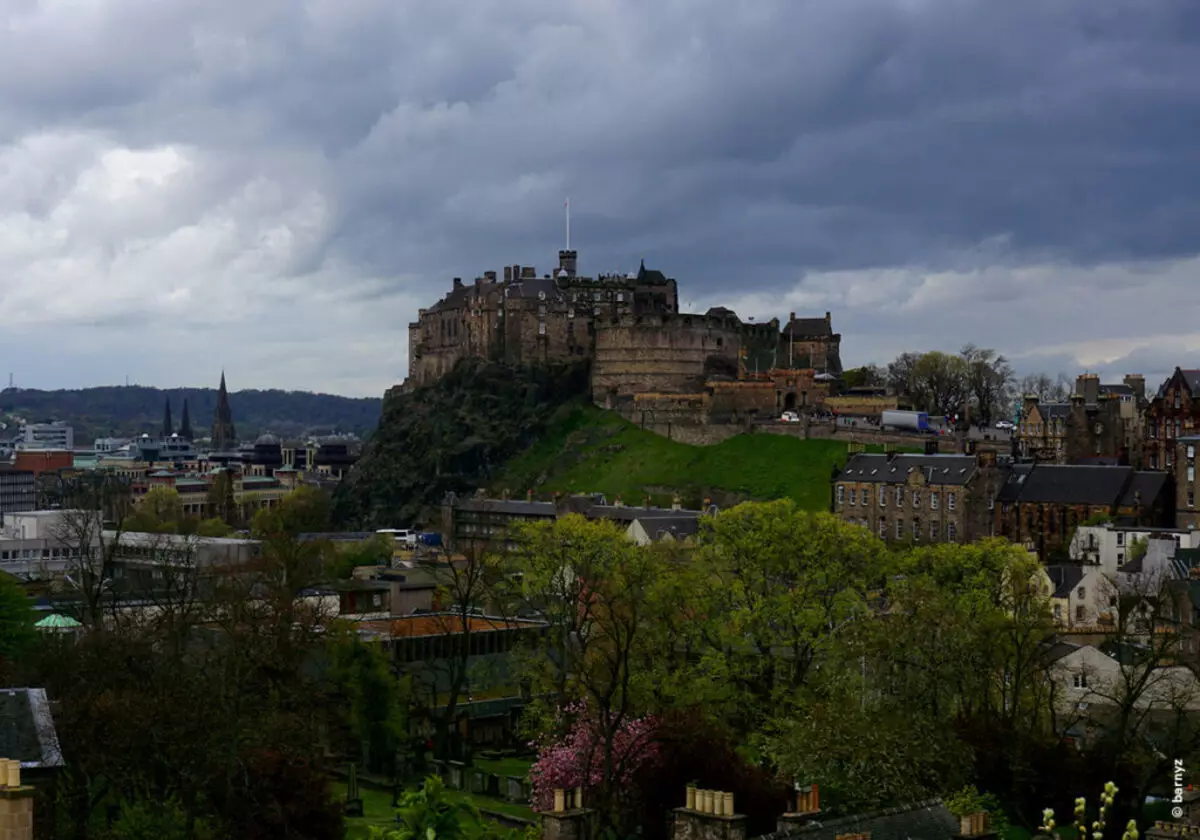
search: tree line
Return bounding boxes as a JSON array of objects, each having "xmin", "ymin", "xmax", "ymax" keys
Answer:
[{"xmin": 844, "ymin": 345, "xmax": 1073, "ymax": 424}]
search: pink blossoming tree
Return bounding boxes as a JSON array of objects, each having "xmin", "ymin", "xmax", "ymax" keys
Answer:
[{"xmin": 529, "ymin": 700, "xmax": 661, "ymax": 813}]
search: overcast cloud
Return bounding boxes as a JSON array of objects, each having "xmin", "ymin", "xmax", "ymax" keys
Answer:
[{"xmin": 1, "ymin": 0, "xmax": 1198, "ymax": 397}]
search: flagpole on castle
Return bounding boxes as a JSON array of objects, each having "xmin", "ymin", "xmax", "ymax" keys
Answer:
[{"xmin": 565, "ymin": 198, "xmax": 570, "ymax": 250}]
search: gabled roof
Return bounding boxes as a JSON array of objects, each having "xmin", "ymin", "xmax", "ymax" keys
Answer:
[
  {"xmin": 632, "ymin": 515, "xmax": 701, "ymax": 541},
  {"xmin": 0, "ymin": 688, "xmax": 64, "ymax": 768},
  {"xmin": 839, "ymin": 454, "xmax": 979, "ymax": 486},
  {"xmin": 636, "ymin": 260, "xmax": 670, "ymax": 285},
  {"xmin": 1041, "ymin": 638, "xmax": 1083, "ymax": 664},
  {"xmin": 1006, "ymin": 464, "xmax": 1134, "ymax": 506},
  {"xmin": 756, "ymin": 799, "xmax": 958, "ymax": 840},
  {"xmin": 1037, "ymin": 403, "xmax": 1071, "ymax": 419},
  {"xmin": 453, "ymin": 498, "xmax": 556, "ymax": 517},
  {"xmin": 1156, "ymin": 369, "xmax": 1200, "ymax": 398},
  {"xmin": 1045, "ymin": 564, "xmax": 1086, "ymax": 598},
  {"xmin": 1120, "ymin": 471, "xmax": 1169, "ymax": 508}
]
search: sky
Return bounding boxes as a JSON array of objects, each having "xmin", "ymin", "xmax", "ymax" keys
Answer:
[{"xmin": 2, "ymin": 0, "xmax": 1199, "ymax": 398}]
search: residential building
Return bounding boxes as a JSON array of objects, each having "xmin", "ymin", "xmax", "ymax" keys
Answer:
[
  {"xmin": 17, "ymin": 422, "xmax": 73, "ymax": 452},
  {"xmin": 93, "ymin": 437, "xmax": 130, "ymax": 454},
  {"xmin": 1016, "ymin": 398, "xmax": 1069, "ymax": 462},
  {"xmin": 995, "ymin": 464, "xmax": 1171, "ymax": 561},
  {"xmin": 1069, "ymin": 523, "xmax": 1200, "ymax": 575},
  {"xmin": 626, "ymin": 515, "xmax": 701, "ymax": 546},
  {"xmin": 440, "ymin": 492, "xmax": 707, "ymax": 556},
  {"xmin": 1173, "ymin": 435, "xmax": 1200, "ymax": 529},
  {"xmin": 1040, "ymin": 565, "xmax": 1116, "ymax": 630},
  {"xmin": 13, "ymin": 450, "xmax": 72, "ymax": 476},
  {"xmin": 832, "ymin": 451, "xmax": 1006, "ymax": 545},
  {"xmin": 1145, "ymin": 368, "xmax": 1200, "ymax": 470}
]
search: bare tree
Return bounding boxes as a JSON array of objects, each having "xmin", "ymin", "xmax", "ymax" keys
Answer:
[
  {"xmin": 1018, "ymin": 372, "xmax": 1073, "ymax": 403},
  {"xmin": 961, "ymin": 344, "xmax": 1015, "ymax": 426}
]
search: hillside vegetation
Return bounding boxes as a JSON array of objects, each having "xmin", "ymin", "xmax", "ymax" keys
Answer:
[
  {"xmin": 0, "ymin": 386, "xmax": 382, "ymax": 441},
  {"xmin": 494, "ymin": 402, "xmax": 896, "ymax": 511},
  {"xmin": 332, "ymin": 360, "xmax": 591, "ymax": 528}
]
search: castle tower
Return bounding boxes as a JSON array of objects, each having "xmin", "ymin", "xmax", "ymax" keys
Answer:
[
  {"xmin": 179, "ymin": 398, "xmax": 194, "ymax": 440},
  {"xmin": 557, "ymin": 249, "xmax": 578, "ymax": 278},
  {"xmin": 162, "ymin": 397, "xmax": 173, "ymax": 438},
  {"xmin": 211, "ymin": 372, "xmax": 237, "ymax": 451}
]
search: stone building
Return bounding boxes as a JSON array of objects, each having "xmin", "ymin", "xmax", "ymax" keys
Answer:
[
  {"xmin": 780, "ymin": 312, "xmax": 842, "ymax": 375},
  {"xmin": 832, "ymin": 451, "xmax": 1006, "ymax": 545},
  {"xmin": 1016, "ymin": 398, "xmax": 1069, "ymax": 462},
  {"xmin": 1172, "ymin": 436, "xmax": 1200, "ymax": 529},
  {"xmin": 405, "ymin": 251, "xmax": 678, "ymax": 389},
  {"xmin": 994, "ymin": 463, "xmax": 1172, "ymax": 561},
  {"xmin": 1146, "ymin": 368, "xmax": 1200, "ymax": 470}
]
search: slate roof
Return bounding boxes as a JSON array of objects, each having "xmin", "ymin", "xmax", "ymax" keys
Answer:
[
  {"xmin": 1041, "ymin": 638, "xmax": 1083, "ymax": 664},
  {"xmin": 1171, "ymin": 548, "xmax": 1200, "ymax": 581},
  {"xmin": 0, "ymin": 688, "xmax": 63, "ymax": 768},
  {"xmin": 453, "ymin": 498, "xmax": 557, "ymax": 517},
  {"xmin": 839, "ymin": 454, "xmax": 978, "ymax": 486},
  {"xmin": 1100, "ymin": 384, "xmax": 1135, "ymax": 397},
  {"xmin": 634, "ymin": 515, "xmax": 701, "ymax": 541},
  {"xmin": 1038, "ymin": 403, "xmax": 1071, "ymax": 419},
  {"xmin": 588, "ymin": 505, "xmax": 702, "ymax": 524},
  {"xmin": 1156, "ymin": 369, "xmax": 1200, "ymax": 398},
  {"xmin": 1045, "ymin": 564, "xmax": 1086, "ymax": 598},
  {"xmin": 1003, "ymin": 464, "xmax": 1135, "ymax": 506},
  {"xmin": 636, "ymin": 260, "xmax": 670, "ymax": 285},
  {"xmin": 756, "ymin": 799, "xmax": 958, "ymax": 840},
  {"xmin": 783, "ymin": 317, "xmax": 833, "ymax": 338},
  {"xmin": 1120, "ymin": 471, "xmax": 1169, "ymax": 508}
]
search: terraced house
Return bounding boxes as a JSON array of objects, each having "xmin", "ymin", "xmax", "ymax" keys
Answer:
[{"xmin": 832, "ymin": 451, "xmax": 1005, "ymax": 545}]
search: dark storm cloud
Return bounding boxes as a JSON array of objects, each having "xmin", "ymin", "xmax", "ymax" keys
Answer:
[{"xmin": 1, "ymin": 0, "xmax": 1199, "ymax": 394}]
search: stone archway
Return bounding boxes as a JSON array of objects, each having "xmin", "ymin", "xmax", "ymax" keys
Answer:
[{"xmin": 784, "ymin": 392, "xmax": 797, "ymax": 411}]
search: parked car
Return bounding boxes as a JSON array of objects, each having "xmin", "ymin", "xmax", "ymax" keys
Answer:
[
  {"xmin": 995, "ymin": 420, "xmax": 1015, "ymax": 431},
  {"xmin": 780, "ymin": 411, "xmax": 800, "ymax": 423}
]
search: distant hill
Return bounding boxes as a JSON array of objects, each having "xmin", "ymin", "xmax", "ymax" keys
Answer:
[{"xmin": 0, "ymin": 386, "xmax": 382, "ymax": 443}]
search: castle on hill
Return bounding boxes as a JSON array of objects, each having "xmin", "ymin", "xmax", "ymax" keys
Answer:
[{"xmin": 404, "ymin": 249, "xmax": 843, "ymax": 433}]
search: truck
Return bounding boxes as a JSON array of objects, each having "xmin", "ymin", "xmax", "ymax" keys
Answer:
[{"xmin": 880, "ymin": 410, "xmax": 931, "ymax": 432}]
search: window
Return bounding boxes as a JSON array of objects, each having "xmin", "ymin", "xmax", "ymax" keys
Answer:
[
  {"xmin": 947, "ymin": 492, "xmax": 957, "ymax": 511},
  {"xmin": 849, "ymin": 488, "xmax": 857, "ymax": 506},
  {"xmin": 862, "ymin": 488, "xmax": 871, "ymax": 506},
  {"xmin": 896, "ymin": 487, "xmax": 904, "ymax": 507},
  {"xmin": 912, "ymin": 490, "xmax": 921, "ymax": 507},
  {"xmin": 1053, "ymin": 604, "xmax": 1062, "ymax": 621},
  {"xmin": 1073, "ymin": 671, "xmax": 1088, "ymax": 689},
  {"xmin": 1076, "ymin": 605, "xmax": 1086, "ymax": 623},
  {"xmin": 1078, "ymin": 586, "xmax": 1086, "ymax": 600},
  {"xmin": 930, "ymin": 520, "xmax": 938, "ymax": 541},
  {"xmin": 913, "ymin": 518, "xmax": 921, "ymax": 540},
  {"xmin": 880, "ymin": 488, "xmax": 887, "ymax": 508},
  {"xmin": 879, "ymin": 519, "xmax": 887, "ymax": 538},
  {"xmin": 947, "ymin": 521, "xmax": 957, "ymax": 541},
  {"xmin": 896, "ymin": 519, "xmax": 903, "ymax": 539},
  {"xmin": 988, "ymin": 495, "xmax": 995, "ymax": 511},
  {"xmin": 1117, "ymin": 552, "xmax": 1124, "ymax": 564},
  {"xmin": 1116, "ymin": 532, "xmax": 1125, "ymax": 547},
  {"xmin": 931, "ymin": 492, "xmax": 939, "ymax": 510},
  {"xmin": 1176, "ymin": 391, "xmax": 1182, "ymax": 410},
  {"xmin": 1190, "ymin": 490, "xmax": 1195, "ymax": 509},
  {"xmin": 836, "ymin": 485, "xmax": 844, "ymax": 505},
  {"xmin": 1190, "ymin": 445, "xmax": 1196, "ymax": 460},
  {"xmin": 1190, "ymin": 466, "xmax": 1196, "ymax": 484}
]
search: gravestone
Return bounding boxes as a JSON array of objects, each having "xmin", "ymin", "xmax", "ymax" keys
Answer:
[
  {"xmin": 506, "ymin": 776, "xmax": 526, "ymax": 803},
  {"xmin": 447, "ymin": 761, "xmax": 466, "ymax": 790},
  {"xmin": 471, "ymin": 770, "xmax": 487, "ymax": 795}
]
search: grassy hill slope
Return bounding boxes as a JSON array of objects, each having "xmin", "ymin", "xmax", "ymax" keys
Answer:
[{"xmin": 495, "ymin": 401, "xmax": 906, "ymax": 511}]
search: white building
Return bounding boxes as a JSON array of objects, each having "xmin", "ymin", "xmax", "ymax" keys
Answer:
[
  {"xmin": 93, "ymin": 437, "xmax": 130, "ymax": 453},
  {"xmin": 1046, "ymin": 641, "xmax": 1200, "ymax": 727},
  {"xmin": 1069, "ymin": 523, "xmax": 1200, "ymax": 576},
  {"xmin": 18, "ymin": 422, "xmax": 74, "ymax": 451}
]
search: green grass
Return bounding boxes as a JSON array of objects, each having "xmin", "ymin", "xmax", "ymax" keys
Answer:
[
  {"xmin": 497, "ymin": 401, "xmax": 912, "ymax": 510},
  {"xmin": 473, "ymin": 756, "xmax": 534, "ymax": 779},
  {"xmin": 333, "ymin": 776, "xmax": 535, "ymax": 840}
]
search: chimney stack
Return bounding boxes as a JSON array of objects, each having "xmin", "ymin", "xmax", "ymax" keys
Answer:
[
  {"xmin": 674, "ymin": 787, "xmax": 745, "ymax": 840},
  {"xmin": 953, "ymin": 812, "xmax": 998, "ymax": 839},
  {"xmin": 1125, "ymin": 373, "xmax": 1146, "ymax": 404},
  {"xmin": 540, "ymin": 788, "xmax": 592, "ymax": 840},
  {"xmin": 777, "ymin": 783, "xmax": 821, "ymax": 832},
  {"xmin": 0, "ymin": 757, "xmax": 34, "ymax": 840}
]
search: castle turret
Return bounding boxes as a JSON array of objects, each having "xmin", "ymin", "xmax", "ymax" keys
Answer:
[{"xmin": 558, "ymin": 249, "xmax": 578, "ymax": 278}]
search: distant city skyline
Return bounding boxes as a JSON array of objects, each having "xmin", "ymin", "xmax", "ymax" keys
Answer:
[{"xmin": 1, "ymin": 1, "xmax": 1198, "ymax": 397}]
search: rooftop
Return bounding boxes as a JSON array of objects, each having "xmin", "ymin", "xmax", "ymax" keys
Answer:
[{"xmin": 839, "ymin": 453, "xmax": 979, "ymax": 486}]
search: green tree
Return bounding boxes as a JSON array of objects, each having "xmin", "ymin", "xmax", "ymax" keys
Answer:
[
  {"xmin": 206, "ymin": 470, "xmax": 238, "ymax": 529},
  {"xmin": 685, "ymin": 501, "xmax": 894, "ymax": 735},
  {"xmin": 252, "ymin": 486, "xmax": 332, "ymax": 538},
  {"xmin": 329, "ymin": 629, "xmax": 410, "ymax": 777},
  {"xmin": 328, "ymin": 533, "xmax": 395, "ymax": 579},
  {"xmin": 0, "ymin": 570, "xmax": 34, "ymax": 668}
]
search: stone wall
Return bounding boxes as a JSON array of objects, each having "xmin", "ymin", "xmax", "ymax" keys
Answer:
[{"xmin": 593, "ymin": 314, "xmax": 744, "ymax": 402}]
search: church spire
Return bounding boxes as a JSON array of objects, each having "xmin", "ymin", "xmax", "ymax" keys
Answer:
[
  {"xmin": 211, "ymin": 371, "xmax": 237, "ymax": 451},
  {"xmin": 162, "ymin": 397, "xmax": 173, "ymax": 438},
  {"xmin": 179, "ymin": 398, "xmax": 193, "ymax": 441}
]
